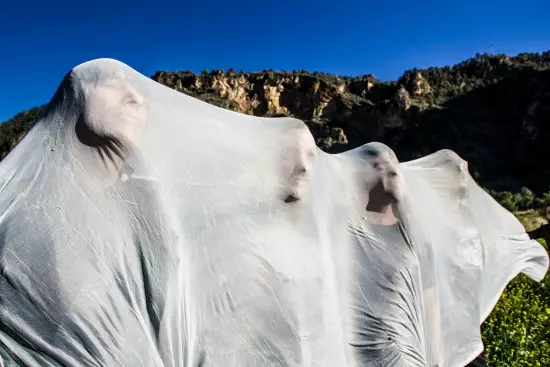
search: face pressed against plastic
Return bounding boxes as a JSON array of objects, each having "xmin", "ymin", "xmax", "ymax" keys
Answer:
[
  {"xmin": 84, "ymin": 71, "xmax": 147, "ymax": 146},
  {"xmin": 356, "ymin": 143, "xmax": 405, "ymax": 223},
  {"xmin": 75, "ymin": 70, "xmax": 148, "ymax": 186},
  {"xmin": 0, "ymin": 59, "xmax": 547, "ymax": 367},
  {"xmin": 375, "ymin": 158, "xmax": 404, "ymax": 204},
  {"xmin": 279, "ymin": 125, "xmax": 317, "ymax": 203}
]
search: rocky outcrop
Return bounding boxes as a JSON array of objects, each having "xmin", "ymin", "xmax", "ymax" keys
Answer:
[
  {"xmin": 3, "ymin": 52, "xmax": 550, "ymax": 192},
  {"xmin": 395, "ymin": 86, "xmax": 411, "ymax": 111},
  {"xmin": 412, "ymin": 72, "xmax": 431, "ymax": 96},
  {"xmin": 151, "ymin": 69, "xmax": 416, "ymax": 151},
  {"xmin": 150, "ymin": 52, "xmax": 550, "ymax": 191}
]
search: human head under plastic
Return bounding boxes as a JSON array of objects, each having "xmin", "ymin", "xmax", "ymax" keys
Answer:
[
  {"xmin": 359, "ymin": 142, "xmax": 405, "ymax": 212},
  {"xmin": 279, "ymin": 123, "xmax": 317, "ymax": 203},
  {"xmin": 81, "ymin": 69, "xmax": 146, "ymax": 146},
  {"xmin": 72, "ymin": 65, "xmax": 147, "ymax": 185}
]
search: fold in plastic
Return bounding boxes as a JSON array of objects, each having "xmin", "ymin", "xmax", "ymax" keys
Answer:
[{"xmin": 0, "ymin": 59, "xmax": 547, "ymax": 367}]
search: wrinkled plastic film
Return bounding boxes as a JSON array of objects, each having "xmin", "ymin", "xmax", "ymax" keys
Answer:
[{"xmin": 0, "ymin": 59, "xmax": 547, "ymax": 367}]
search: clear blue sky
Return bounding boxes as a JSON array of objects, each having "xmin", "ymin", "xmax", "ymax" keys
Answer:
[{"xmin": 1, "ymin": 0, "xmax": 549, "ymax": 122}]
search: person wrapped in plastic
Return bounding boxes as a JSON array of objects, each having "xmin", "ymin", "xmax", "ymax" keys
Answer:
[
  {"xmin": 345, "ymin": 143, "xmax": 548, "ymax": 366},
  {"xmin": 0, "ymin": 59, "xmax": 547, "ymax": 367},
  {"xmin": 347, "ymin": 144, "xmax": 442, "ymax": 366}
]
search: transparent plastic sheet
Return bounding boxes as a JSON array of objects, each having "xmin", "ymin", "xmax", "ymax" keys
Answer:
[{"xmin": 0, "ymin": 59, "xmax": 547, "ymax": 367}]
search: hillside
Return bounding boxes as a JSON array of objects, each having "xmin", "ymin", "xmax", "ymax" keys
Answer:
[
  {"xmin": 0, "ymin": 106, "xmax": 43, "ymax": 160},
  {"xmin": 3, "ymin": 51, "xmax": 550, "ymax": 194}
]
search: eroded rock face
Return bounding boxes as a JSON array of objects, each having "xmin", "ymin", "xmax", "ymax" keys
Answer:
[
  {"xmin": 263, "ymin": 84, "xmax": 288, "ymax": 115},
  {"xmin": 212, "ymin": 74, "xmax": 251, "ymax": 113},
  {"xmin": 151, "ymin": 70, "xmax": 414, "ymax": 151},
  {"xmin": 412, "ymin": 72, "xmax": 431, "ymax": 96},
  {"xmin": 395, "ymin": 86, "xmax": 411, "ymax": 111}
]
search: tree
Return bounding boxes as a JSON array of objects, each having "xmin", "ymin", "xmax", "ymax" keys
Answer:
[{"xmin": 514, "ymin": 187, "xmax": 535, "ymax": 210}]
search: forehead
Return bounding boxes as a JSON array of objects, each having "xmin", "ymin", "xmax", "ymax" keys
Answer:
[
  {"xmin": 92, "ymin": 71, "xmax": 134, "ymax": 91},
  {"xmin": 359, "ymin": 143, "xmax": 399, "ymax": 165},
  {"xmin": 281, "ymin": 127, "xmax": 316, "ymax": 151},
  {"xmin": 86, "ymin": 71, "xmax": 143, "ymax": 104}
]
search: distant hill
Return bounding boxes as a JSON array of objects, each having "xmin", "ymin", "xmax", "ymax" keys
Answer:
[
  {"xmin": 0, "ymin": 106, "xmax": 43, "ymax": 161},
  {"xmin": 3, "ymin": 51, "xmax": 550, "ymax": 194}
]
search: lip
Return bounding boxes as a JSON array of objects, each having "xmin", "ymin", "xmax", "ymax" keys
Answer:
[{"xmin": 292, "ymin": 175, "xmax": 308, "ymax": 186}]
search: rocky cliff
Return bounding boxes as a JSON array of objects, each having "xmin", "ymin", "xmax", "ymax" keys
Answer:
[
  {"xmin": 151, "ymin": 69, "xmax": 411, "ymax": 152},
  {"xmin": 151, "ymin": 51, "xmax": 550, "ymax": 192},
  {"xmin": 2, "ymin": 52, "xmax": 550, "ymax": 192}
]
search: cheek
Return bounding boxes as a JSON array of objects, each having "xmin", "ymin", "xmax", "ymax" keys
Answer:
[
  {"xmin": 382, "ymin": 175, "xmax": 395, "ymax": 190},
  {"xmin": 280, "ymin": 157, "xmax": 294, "ymax": 180},
  {"xmin": 113, "ymin": 104, "xmax": 147, "ymax": 142},
  {"xmin": 289, "ymin": 162, "xmax": 309, "ymax": 189},
  {"xmin": 386, "ymin": 177, "xmax": 404, "ymax": 196}
]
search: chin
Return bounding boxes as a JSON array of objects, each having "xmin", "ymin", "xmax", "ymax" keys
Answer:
[
  {"xmin": 284, "ymin": 194, "xmax": 300, "ymax": 203},
  {"xmin": 283, "ymin": 184, "xmax": 307, "ymax": 203},
  {"xmin": 384, "ymin": 190, "xmax": 401, "ymax": 204},
  {"xmin": 285, "ymin": 187, "xmax": 303, "ymax": 203}
]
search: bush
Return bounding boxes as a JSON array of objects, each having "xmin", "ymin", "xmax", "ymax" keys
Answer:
[
  {"xmin": 0, "ymin": 107, "xmax": 43, "ymax": 160},
  {"xmin": 491, "ymin": 190, "xmax": 517, "ymax": 212},
  {"xmin": 482, "ymin": 274, "xmax": 550, "ymax": 366},
  {"xmin": 534, "ymin": 192, "xmax": 550, "ymax": 212},
  {"xmin": 488, "ymin": 187, "xmax": 549, "ymax": 213},
  {"xmin": 515, "ymin": 187, "xmax": 535, "ymax": 211},
  {"xmin": 482, "ymin": 214, "xmax": 550, "ymax": 366}
]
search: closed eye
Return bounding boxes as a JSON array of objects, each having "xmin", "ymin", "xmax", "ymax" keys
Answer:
[{"xmin": 364, "ymin": 148, "xmax": 379, "ymax": 157}]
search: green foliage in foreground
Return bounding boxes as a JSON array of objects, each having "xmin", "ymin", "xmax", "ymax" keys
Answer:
[
  {"xmin": 482, "ymin": 213, "xmax": 549, "ymax": 366},
  {"xmin": 483, "ymin": 274, "xmax": 550, "ymax": 366}
]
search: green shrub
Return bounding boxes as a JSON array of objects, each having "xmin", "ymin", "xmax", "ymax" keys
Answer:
[
  {"xmin": 491, "ymin": 191, "xmax": 518, "ymax": 212},
  {"xmin": 534, "ymin": 192, "xmax": 550, "ymax": 213},
  {"xmin": 482, "ymin": 275, "xmax": 550, "ymax": 366},
  {"xmin": 0, "ymin": 107, "xmax": 42, "ymax": 160},
  {"xmin": 487, "ymin": 188, "xmax": 549, "ymax": 213},
  {"xmin": 515, "ymin": 187, "xmax": 535, "ymax": 211},
  {"xmin": 482, "ymin": 215, "xmax": 550, "ymax": 366}
]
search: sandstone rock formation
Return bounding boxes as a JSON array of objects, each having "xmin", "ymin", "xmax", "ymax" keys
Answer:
[{"xmin": 151, "ymin": 69, "xmax": 417, "ymax": 152}]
